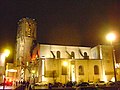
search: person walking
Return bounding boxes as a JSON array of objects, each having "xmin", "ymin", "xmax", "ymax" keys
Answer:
[{"xmin": 26, "ymin": 81, "xmax": 30, "ymax": 88}]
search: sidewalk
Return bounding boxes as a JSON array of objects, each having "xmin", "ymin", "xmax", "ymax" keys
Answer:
[
  {"xmin": 0, "ymin": 84, "xmax": 21, "ymax": 90},
  {"xmin": 13, "ymin": 84, "xmax": 22, "ymax": 90},
  {"xmin": 15, "ymin": 84, "xmax": 31, "ymax": 90}
]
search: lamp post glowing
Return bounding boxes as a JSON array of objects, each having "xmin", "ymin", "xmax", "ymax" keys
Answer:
[
  {"xmin": 4, "ymin": 49, "xmax": 10, "ymax": 57},
  {"xmin": 3, "ymin": 49, "xmax": 10, "ymax": 90},
  {"xmin": 106, "ymin": 33, "xmax": 116, "ymax": 45},
  {"xmin": 106, "ymin": 33, "xmax": 117, "ymax": 82}
]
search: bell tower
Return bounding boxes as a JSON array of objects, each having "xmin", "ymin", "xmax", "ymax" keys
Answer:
[{"xmin": 15, "ymin": 17, "xmax": 37, "ymax": 81}]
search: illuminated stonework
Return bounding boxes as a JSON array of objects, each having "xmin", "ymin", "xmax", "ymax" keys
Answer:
[
  {"xmin": 34, "ymin": 44, "xmax": 117, "ymax": 83},
  {"xmin": 14, "ymin": 17, "xmax": 120, "ymax": 84},
  {"xmin": 15, "ymin": 17, "xmax": 37, "ymax": 81}
]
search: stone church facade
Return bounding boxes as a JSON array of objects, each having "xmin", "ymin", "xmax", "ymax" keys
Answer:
[
  {"xmin": 14, "ymin": 17, "xmax": 119, "ymax": 84},
  {"xmin": 35, "ymin": 44, "xmax": 115, "ymax": 83}
]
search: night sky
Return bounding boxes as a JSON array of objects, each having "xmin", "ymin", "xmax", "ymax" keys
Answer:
[{"xmin": 0, "ymin": 0, "xmax": 120, "ymax": 62}]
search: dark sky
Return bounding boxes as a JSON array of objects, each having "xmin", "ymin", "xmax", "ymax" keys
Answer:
[{"xmin": 0, "ymin": 0, "xmax": 120, "ymax": 62}]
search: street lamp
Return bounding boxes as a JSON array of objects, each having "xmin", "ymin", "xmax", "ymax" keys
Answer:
[
  {"xmin": 3, "ymin": 49, "xmax": 10, "ymax": 90},
  {"xmin": 106, "ymin": 33, "xmax": 116, "ymax": 45},
  {"xmin": 106, "ymin": 32, "xmax": 117, "ymax": 82},
  {"xmin": 4, "ymin": 49, "xmax": 10, "ymax": 57}
]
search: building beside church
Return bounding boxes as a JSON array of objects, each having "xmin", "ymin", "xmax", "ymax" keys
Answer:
[{"xmin": 14, "ymin": 17, "xmax": 120, "ymax": 84}]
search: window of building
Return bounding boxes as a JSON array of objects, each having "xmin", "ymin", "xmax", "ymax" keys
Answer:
[
  {"xmin": 62, "ymin": 65, "xmax": 67, "ymax": 75},
  {"xmin": 94, "ymin": 65, "xmax": 99, "ymax": 75},
  {"xmin": 83, "ymin": 52, "xmax": 89, "ymax": 59},
  {"xmin": 71, "ymin": 51, "xmax": 75, "ymax": 59},
  {"xmin": 79, "ymin": 65, "xmax": 84, "ymax": 75},
  {"xmin": 57, "ymin": 51, "xmax": 60, "ymax": 59}
]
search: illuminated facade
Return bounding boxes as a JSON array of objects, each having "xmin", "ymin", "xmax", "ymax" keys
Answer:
[
  {"xmin": 0, "ymin": 53, "xmax": 17, "ymax": 84},
  {"xmin": 15, "ymin": 17, "xmax": 120, "ymax": 84},
  {"xmin": 0, "ymin": 53, "xmax": 5, "ymax": 84},
  {"xmin": 34, "ymin": 44, "xmax": 118, "ymax": 83}
]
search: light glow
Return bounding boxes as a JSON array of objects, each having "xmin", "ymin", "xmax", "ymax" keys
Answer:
[
  {"xmin": 106, "ymin": 33, "xmax": 116, "ymax": 43},
  {"xmin": 27, "ymin": 62, "xmax": 29, "ymax": 66},
  {"xmin": 115, "ymin": 63, "xmax": 120, "ymax": 68},
  {"xmin": 63, "ymin": 61, "xmax": 68, "ymax": 66},
  {"xmin": 32, "ymin": 70, "xmax": 35, "ymax": 74},
  {"xmin": 71, "ymin": 65, "xmax": 75, "ymax": 82},
  {"xmin": 111, "ymin": 77, "xmax": 115, "ymax": 82},
  {"xmin": 6, "ymin": 69, "xmax": 17, "ymax": 72},
  {"xmin": 102, "ymin": 67, "xmax": 108, "ymax": 82},
  {"xmin": 42, "ymin": 59, "xmax": 45, "ymax": 81},
  {"xmin": 0, "ymin": 54, "xmax": 5, "ymax": 66},
  {"xmin": 4, "ymin": 49, "xmax": 10, "ymax": 57},
  {"xmin": 103, "ymin": 75, "xmax": 107, "ymax": 83}
]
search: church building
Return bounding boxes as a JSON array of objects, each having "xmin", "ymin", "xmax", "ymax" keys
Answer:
[{"xmin": 14, "ymin": 17, "xmax": 119, "ymax": 84}]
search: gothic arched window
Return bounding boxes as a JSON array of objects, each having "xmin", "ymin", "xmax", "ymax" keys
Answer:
[{"xmin": 94, "ymin": 65, "xmax": 99, "ymax": 75}]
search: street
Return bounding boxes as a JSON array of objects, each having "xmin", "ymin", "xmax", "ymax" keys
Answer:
[{"xmin": 31, "ymin": 85, "xmax": 120, "ymax": 90}]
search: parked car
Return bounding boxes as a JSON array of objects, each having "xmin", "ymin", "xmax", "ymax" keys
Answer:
[
  {"xmin": 88, "ymin": 81, "xmax": 95, "ymax": 87},
  {"xmin": 76, "ymin": 82, "xmax": 89, "ymax": 87},
  {"xmin": 52, "ymin": 82, "xmax": 62, "ymax": 87},
  {"xmin": 107, "ymin": 81, "xmax": 120, "ymax": 86},
  {"xmin": 106, "ymin": 81, "xmax": 114, "ymax": 86},
  {"xmin": 115, "ymin": 81, "xmax": 120, "ymax": 86},
  {"xmin": 95, "ymin": 81, "xmax": 106, "ymax": 86},
  {"xmin": 35, "ymin": 81, "xmax": 48, "ymax": 86},
  {"xmin": 66, "ymin": 81, "xmax": 73, "ymax": 87}
]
